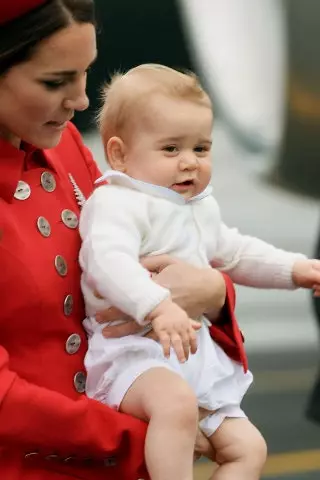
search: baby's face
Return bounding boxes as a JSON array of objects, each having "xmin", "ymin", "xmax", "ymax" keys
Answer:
[{"xmin": 123, "ymin": 94, "xmax": 213, "ymax": 199}]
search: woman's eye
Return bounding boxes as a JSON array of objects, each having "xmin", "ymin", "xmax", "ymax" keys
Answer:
[{"xmin": 41, "ymin": 79, "xmax": 66, "ymax": 90}]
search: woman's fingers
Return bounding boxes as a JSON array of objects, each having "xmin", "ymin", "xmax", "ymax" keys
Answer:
[
  {"xmin": 102, "ymin": 319, "xmax": 142, "ymax": 338},
  {"xmin": 143, "ymin": 329, "xmax": 158, "ymax": 340},
  {"xmin": 96, "ymin": 306, "xmax": 126, "ymax": 323},
  {"xmin": 140, "ymin": 254, "xmax": 180, "ymax": 273}
]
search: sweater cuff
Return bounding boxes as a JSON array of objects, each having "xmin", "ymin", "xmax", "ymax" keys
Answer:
[
  {"xmin": 134, "ymin": 285, "xmax": 171, "ymax": 325},
  {"xmin": 272, "ymin": 253, "xmax": 307, "ymax": 290}
]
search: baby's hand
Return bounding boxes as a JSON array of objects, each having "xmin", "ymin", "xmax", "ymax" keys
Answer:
[
  {"xmin": 147, "ymin": 299, "xmax": 200, "ymax": 363},
  {"xmin": 292, "ymin": 259, "xmax": 320, "ymax": 295}
]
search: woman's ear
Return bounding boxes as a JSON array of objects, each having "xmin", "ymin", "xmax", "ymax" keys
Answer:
[{"xmin": 106, "ymin": 136, "xmax": 127, "ymax": 172}]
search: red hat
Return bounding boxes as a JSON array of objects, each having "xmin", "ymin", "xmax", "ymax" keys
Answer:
[{"xmin": 0, "ymin": 0, "xmax": 48, "ymax": 25}]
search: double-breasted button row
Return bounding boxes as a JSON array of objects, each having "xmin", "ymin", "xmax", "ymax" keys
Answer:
[{"xmin": 17, "ymin": 172, "xmax": 82, "ymax": 394}]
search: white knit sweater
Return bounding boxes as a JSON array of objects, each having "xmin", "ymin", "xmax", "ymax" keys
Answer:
[{"xmin": 79, "ymin": 171, "xmax": 305, "ymax": 326}]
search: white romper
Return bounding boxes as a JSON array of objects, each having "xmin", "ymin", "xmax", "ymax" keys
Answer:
[{"xmin": 79, "ymin": 171, "xmax": 301, "ymax": 435}]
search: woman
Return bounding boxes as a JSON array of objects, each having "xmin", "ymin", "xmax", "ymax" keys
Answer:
[{"xmin": 0, "ymin": 1, "xmax": 244, "ymax": 479}]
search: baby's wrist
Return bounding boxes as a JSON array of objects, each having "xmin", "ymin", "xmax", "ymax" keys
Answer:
[{"xmin": 145, "ymin": 298, "xmax": 173, "ymax": 322}]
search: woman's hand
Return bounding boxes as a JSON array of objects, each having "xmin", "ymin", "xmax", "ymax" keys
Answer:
[
  {"xmin": 95, "ymin": 308, "xmax": 141, "ymax": 338},
  {"xmin": 97, "ymin": 255, "xmax": 227, "ymax": 338},
  {"xmin": 142, "ymin": 255, "xmax": 226, "ymax": 319}
]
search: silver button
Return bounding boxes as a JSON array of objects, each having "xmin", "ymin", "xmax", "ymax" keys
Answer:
[
  {"xmin": 104, "ymin": 457, "xmax": 117, "ymax": 467},
  {"xmin": 37, "ymin": 216, "xmax": 51, "ymax": 237},
  {"xmin": 61, "ymin": 209, "xmax": 79, "ymax": 229},
  {"xmin": 14, "ymin": 181, "xmax": 31, "ymax": 200},
  {"xmin": 54, "ymin": 255, "xmax": 68, "ymax": 276},
  {"xmin": 64, "ymin": 456, "xmax": 76, "ymax": 463},
  {"xmin": 63, "ymin": 294, "xmax": 73, "ymax": 316},
  {"xmin": 45, "ymin": 454, "xmax": 59, "ymax": 461},
  {"xmin": 66, "ymin": 333, "xmax": 81, "ymax": 355},
  {"xmin": 41, "ymin": 171, "xmax": 56, "ymax": 192},
  {"xmin": 73, "ymin": 371, "xmax": 86, "ymax": 393},
  {"xmin": 24, "ymin": 452, "xmax": 39, "ymax": 459}
]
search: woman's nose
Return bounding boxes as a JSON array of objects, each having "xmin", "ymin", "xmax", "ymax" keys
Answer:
[
  {"xmin": 63, "ymin": 78, "xmax": 90, "ymax": 112},
  {"xmin": 64, "ymin": 92, "xmax": 89, "ymax": 112}
]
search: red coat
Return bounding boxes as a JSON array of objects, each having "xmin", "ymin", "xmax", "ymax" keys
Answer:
[{"xmin": 0, "ymin": 122, "xmax": 246, "ymax": 479}]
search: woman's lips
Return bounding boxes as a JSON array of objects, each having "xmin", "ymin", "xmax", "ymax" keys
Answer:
[{"xmin": 45, "ymin": 120, "xmax": 68, "ymax": 131}]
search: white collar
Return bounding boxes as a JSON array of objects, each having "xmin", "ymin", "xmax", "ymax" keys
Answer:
[{"xmin": 95, "ymin": 170, "xmax": 212, "ymax": 205}]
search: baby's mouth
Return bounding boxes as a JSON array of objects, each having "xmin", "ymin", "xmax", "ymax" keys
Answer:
[{"xmin": 173, "ymin": 180, "xmax": 194, "ymax": 187}]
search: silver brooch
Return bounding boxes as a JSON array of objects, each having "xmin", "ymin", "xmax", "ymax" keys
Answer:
[{"xmin": 68, "ymin": 173, "xmax": 86, "ymax": 208}]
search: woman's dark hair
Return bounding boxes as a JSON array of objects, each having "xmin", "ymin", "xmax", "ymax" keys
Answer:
[{"xmin": 0, "ymin": 0, "xmax": 95, "ymax": 75}]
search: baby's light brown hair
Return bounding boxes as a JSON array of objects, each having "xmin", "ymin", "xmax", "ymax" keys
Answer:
[{"xmin": 97, "ymin": 63, "xmax": 212, "ymax": 145}]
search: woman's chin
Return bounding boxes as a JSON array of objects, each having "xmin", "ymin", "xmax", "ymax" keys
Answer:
[{"xmin": 30, "ymin": 128, "xmax": 64, "ymax": 149}]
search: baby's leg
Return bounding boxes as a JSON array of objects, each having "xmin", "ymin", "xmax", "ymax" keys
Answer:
[
  {"xmin": 208, "ymin": 418, "xmax": 267, "ymax": 480},
  {"xmin": 120, "ymin": 367, "xmax": 198, "ymax": 480}
]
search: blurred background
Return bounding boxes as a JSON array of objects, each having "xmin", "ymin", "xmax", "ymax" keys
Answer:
[{"xmin": 80, "ymin": 0, "xmax": 320, "ymax": 477}]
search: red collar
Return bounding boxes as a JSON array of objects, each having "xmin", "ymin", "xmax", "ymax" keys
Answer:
[{"xmin": 0, "ymin": 137, "xmax": 57, "ymax": 202}]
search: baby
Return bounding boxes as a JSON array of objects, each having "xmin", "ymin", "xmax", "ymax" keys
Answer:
[{"xmin": 79, "ymin": 64, "xmax": 320, "ymax": 480}]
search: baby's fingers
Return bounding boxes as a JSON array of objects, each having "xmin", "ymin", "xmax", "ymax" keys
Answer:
[
  {"xmin": 191, "ymin": 320, "xmax": 201, "ymax": 331},
  {"xmin": 311, "ymin": 259, "xmax": 320, "ymax": 271},
  {"xmin": 311, "ymin": 270, "xmax": 320, "ymax": 285},
  {"xmin": 158, "ymin": 331, "xmax": 171, "ymax": 359},
  {"xmin": 181, "ymin": 330, "xmax": 192, "ymax": 361},
  {"xmin": 171, "ymin": 333, "xmax": 187, "ymax": 363},
  {"xmin": 189, "ymin": 328, "xmax": 198, "ymax": 355}
]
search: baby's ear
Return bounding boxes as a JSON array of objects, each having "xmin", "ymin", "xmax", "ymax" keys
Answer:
[{"xmin": 106, "ymin": 136, "xmax": 127, "ymax": 172}]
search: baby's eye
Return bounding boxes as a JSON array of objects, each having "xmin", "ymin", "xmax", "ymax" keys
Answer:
[
  {"xmin": 163, "ymin": 145, "xmax": 178, "ymax": 153},
  {"xmin": 194, "ymin": 145, "xmax": 209, "ymax": 153}
]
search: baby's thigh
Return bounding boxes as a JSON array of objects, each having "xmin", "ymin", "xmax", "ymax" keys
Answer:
[
  {"xmin": 120, "ymin": 366, "xmax": 198, "ymax": 422},
  {"xmin": 209, "ymin": 418, "xmax": 267, "ymax": 467}
]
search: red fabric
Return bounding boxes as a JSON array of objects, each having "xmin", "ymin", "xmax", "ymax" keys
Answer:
[
  {"xmin": 0, "ymin": 0, "xmax": 47, "ymax": 25},
  {"xmin": 208, "ymin": 274, "xmax": 248, "ymax": 373},
  {"xmin": 0, "ymin": 122, "xmax": 148, "ymax": 479}
]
